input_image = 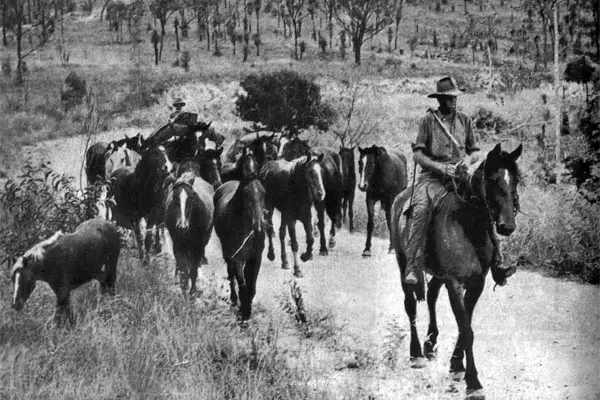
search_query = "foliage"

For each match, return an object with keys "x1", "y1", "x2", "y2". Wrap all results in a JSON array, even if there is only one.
[
  {"x1": 0, "y1": 162, "x2": 93, "y2": 264},
  {"x1": 566, "y1": 80, "x2": 600, "y2": 203},
  {"x1": 235, "y1": 70, "x2": 336, "y2": 134},
  {"x1": 60, "y1": 71, "x2": 86, "y2": 111},
  {"x1": 471, "y1": 107, "x2": 510, "y2": 135}
]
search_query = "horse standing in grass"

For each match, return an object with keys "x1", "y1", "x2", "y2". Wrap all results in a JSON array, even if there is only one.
[
  {"x1": 108, "y1": 145, "x2": 173, "y2": 262},
  {"x1": 339, "y1": 146, "x2": 357, "y2": 233},
  {"x1": 391, "y1": 144, "x2": 523, "y2": 400},
  {"x1": 310, "y1": 147, "x2": 343, "y2": 255},
  {"x1": 165, "y1": 169, "x2": 214, "y2": 296},
  {"x1": 259, "y1": 153, "x2": 326, "y2": 277},
  {"x1": 214, "y1": 150, "x2": 265, "y2": 320},
  {"x1": 358, "y1": 145, "x2": 408, "y2": 257},
  {"x1": 10, "y1": 219, "x2": 121, "y2": 325}
]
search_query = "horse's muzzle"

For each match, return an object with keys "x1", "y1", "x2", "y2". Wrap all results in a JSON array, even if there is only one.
[{"x1": 496, "y1": 223, "x2": 515, "y2": 236}]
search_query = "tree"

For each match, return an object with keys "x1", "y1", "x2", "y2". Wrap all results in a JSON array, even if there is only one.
[
  {"x1": 150, "y1": 0, "x2": 178, "y2": 62},
  {"x1": 285, "y1": 0, "x2": 307, "y2": 60},
  {"x1": 324, "y1": 0, "x2": 396, "y2": 65},
  {"x1": 393, "y1": 0, "x2": 403, "y2": 50},
  {"x1": 6, "y1": 0, "x2": 54, "y2": 84},
  {"x1": 524, "y1": 0, "x2": 557, "y2": 70},
  {"x1": 235, "y1": 70, "x2": 336, "y2": 134}
]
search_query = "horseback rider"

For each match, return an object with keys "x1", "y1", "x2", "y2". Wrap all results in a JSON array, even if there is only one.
[{"x1": 403, "y1": 76, "x2": 513, "y2": 286}]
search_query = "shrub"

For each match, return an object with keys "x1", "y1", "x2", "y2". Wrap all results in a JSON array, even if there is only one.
[
  {"x1": 235, "y1": 70, "x2": 336, "y2": 134},
  {"x1": 60, "y1": 71, "x2": 86, "y2": 111},
  {"x1": 0, "y1": 162, "x2": 95, "y2": 263}
]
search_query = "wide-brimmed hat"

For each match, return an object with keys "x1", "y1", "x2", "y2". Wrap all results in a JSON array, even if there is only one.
[
  {"x1": 173, "y1": 98, "x2": 186, "y2": 107},
  {"x1": 427, "y1": 76, "x2": 465, "y2": 98}
]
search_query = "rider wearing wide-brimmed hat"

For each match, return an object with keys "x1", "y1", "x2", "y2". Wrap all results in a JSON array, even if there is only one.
[
  {"x1": 403, "y1": 76, "x2": 512, "y2": 287},
  {"x1": 169, "y1": 98, "x2": 186, "y2": 123}
]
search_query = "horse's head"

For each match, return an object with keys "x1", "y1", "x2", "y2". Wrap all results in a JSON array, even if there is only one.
[
  {"x1": 249, "y1": 134, "x2": 278, "y2": 166},
  {"x1": 339, "y1": 145, "x2": 356, "y2": 181},
  {"x1": 137, "y1": 145, "x2": 174, "y2": 183},
  {"x1": 303, "y1": 153, "x2": 326, "y2": 202},
  {"x1": 242, "y1": 178, "x2": 266, "y2": 233},
  {"x1": 358, "y1": 145, "x2": 384, "y2": 191},
  {"x1": 238, "y1": 147, "x2": 259, "y2": 181},
  {"x1": 122, "y1": 133, "x2": 146, "y2": 152},
  {"x1": 11, "y1": 230, "x2": 63, "y2": 311},
  {"x1": 173, "y1": 176, "x2": 196, "y2": 231},
  {"x1": 280, "y1": 136, "x2": 311, "y2": 161},
  {"x1": 481, "y1": 143, "x2": 523, "y2": 236},
  {"x1": 196, "y1": 147, "x2": 223, "y2": 188}
]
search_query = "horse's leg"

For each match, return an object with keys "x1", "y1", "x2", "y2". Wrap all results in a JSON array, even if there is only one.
[
  {"x1": 424, "y1": 277, "x2": 444, "y2": 359},
  {"x1": 289, "y1": 220, "x2": 303, "y2": 278},
  {"x1": 348, "y1": 192, "x2": 355, "y2": 233},
  {"x1": 240, "y1": 258, "x2": 260, "y2": 320},
  {"x1": 55, "y1": 289, "x2": 73, "y2": 326},
  {"x1": 447, "y1": 280, "x2": 484, "y2": 396},
  {"x1": 300, "y1": 211, "x2": 314, "y2": 263},
  {"x1": 402, "y1": 282, "x2": 425, "y2": 364},
  {"x1": 329, "y1": 219, "x2": 336, "y2": 249},
  {"x1": 132, "y1": 220, "x2": 144, "y2": 260},
  {"x1": 189, "y1": 250, "x2": 200, "y2": 297},
  {"x1": 234, "y1": 261, "x2": 247, "y2": 319},
  {"x1": 384, "y1": 198, "x2": 395, "y2": 254},
  {"x1": 266, "y1": 207, "x2": 275, "y2": 261},
  {"x1": 362, "y1": 196, "x2": 376, "y2": 257},
  {"x1": 327, "y1": 199, "x2": 338, "y2": 249},
  {"x1": 227, "y1": 260, "x2": 238, "y2": 306},
  {"x1": 316, "y1": 203, "x2": 328, "y2": 256},
  {"x1": 342, "y1": 196, "x2": 348, "y2": 224},
  {"x1": 279, "y1": 219, "x2": 289, "y2": 270},
  {"x1": 100, "y1": 255, "x2": 118, "y2": 296}
]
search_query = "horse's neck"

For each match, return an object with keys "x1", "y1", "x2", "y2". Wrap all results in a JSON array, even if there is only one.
[{"x1": 289, "y1": 159, "x2": 309, "y2": 194}]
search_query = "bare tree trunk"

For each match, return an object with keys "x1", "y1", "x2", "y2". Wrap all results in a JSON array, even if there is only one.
[
  {"x1": 553, "y1": 2, "x2": 561, "y2": 183},
  {"x1": 256, "y1": 10, "x2": 260, "y2": 56}
]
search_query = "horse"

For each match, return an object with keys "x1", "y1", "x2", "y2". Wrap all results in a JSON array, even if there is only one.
[
  {"x1": 104, "y1": 143, "x2": 142, "y2": 179},
  {"x1": 176, "y1": 147, "x2": 223, "y2": 189},
  {"x1": 107, "y1": 145, "x2": 174, "y2": 262},
  {"x1": 220, "y1": 147, "x2": 260, "y2": 183},
  {"x1": 165, "y1": 171, "x2": 214, "y2": 296},
  {"x1": 259, "y1": 153, "x2": 326, "y2": 277},
  {"x1": 339, "y1": 146, "x2": 357, "y2": 233},
  {"x1": 214, "y1": 150, "x2": 265, "y2": 320},
  {"x1": 225, "y1": 131, "x2": 278, "y2": 166},
  {"x1": 357, "y1": 145, "x2": 408, "y2": 257},
  {"x1": 391, "y1": 143, "x2": 523, "y2": 400},
  {"x1": 310, "y1": 147, "x2": 343, "y2": 255},
  {"x1": 10, "y1": 219, "x2": 120, "y2": 325},
  {"x1": 86, "y1": 142, "x2": 109, "y2": 185},
  {"x1": 278, "y1": 135, "x2": 311, "y2": 161}
]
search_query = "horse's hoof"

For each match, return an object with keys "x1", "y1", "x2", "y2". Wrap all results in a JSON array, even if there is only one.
[
  {"x1": 410, "y1": 357, "x2": 427, "y2": 369},
  {"x1": 465, "y1": 389, "x2": 485, "y2": 400},
  {"x1": 239, "y1": 320, "x2": 249, "y2": 329},
  {"x1": 300, "y1": 252, "x2": 312, "y2": 262},
  {"x1": 424, "y1": 342, "x2": 438, "y2": 359},
  {"x1": 281, "y1": 262, "x2": 289, "y2": 270},
  {"x1": 349, "y1": 226, "x2": 354, "y2": 234},
  {"x1": 293, "y1": 268, "x2": 304, "y2": 278},
  {"x1": 328, "y1": 238, "x2": 336, "y2": 248},
  {"x1": 201, "y1": 256, "x2": 209, "y2": 265},
  {"x1": 267, "y1": 251, "x2": 275, "y2": 261},
  {"x1": 319, "y1": 249, "x2": 329, "y2": 256},
  {"x1": 362, "y1": 250, "x2": 371, "y2": 258},
  {"x1": 451, "y1": 371, "x2": 465, "y2": 382}
]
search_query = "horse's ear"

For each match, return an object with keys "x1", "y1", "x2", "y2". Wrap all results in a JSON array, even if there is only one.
[
  {"x1": 270, "y1": 133, "x2": 275, "y2": 140},
  {"x1": 487, "y1": 143, "x2": 502, "y2": 162},
  {"x1": 358, "y1": 146, "x2": 364, "y2": 154},
  {"x1": 377, "y1": 146, "x2": 387, "y2": 155},
  {"x1": 216, "y1": 147, "x2": 224, "y2": 157},
  {"x1": 317, "y1": 153, "x2": 325, "y2": 162},
  {"x1": 510, "y1": 144, "x2": 523, "y2": 161}
]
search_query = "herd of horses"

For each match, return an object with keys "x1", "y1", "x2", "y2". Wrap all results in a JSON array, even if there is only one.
[{"x1": 9, "y1": 122, "x2": 523, "y2": 399}]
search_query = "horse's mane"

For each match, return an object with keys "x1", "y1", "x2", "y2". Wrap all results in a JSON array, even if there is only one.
[{"x1": 23, "y1": 230, "x2": 64, "y2": 262}]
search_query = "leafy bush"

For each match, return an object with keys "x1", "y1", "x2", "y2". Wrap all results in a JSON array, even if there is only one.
[
  {"x1": 235, "y1": 70, "x2": 336, "y2": 134},
  {"x1": 60, "y1": 71, "x2": 86, "y2": 111},
  {"x1": 0, "y1": 162, "x2": 95, "y2": 263},
  {"x1": 471, "y1": 107, "x2": 510, "y2": 134}
]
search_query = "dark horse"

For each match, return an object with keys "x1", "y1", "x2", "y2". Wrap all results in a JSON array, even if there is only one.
[
  {"x1": 225, "y1": 132, "x2": 279, "y2": 167},
  {"x1": 391, "y1": 143, "x2": 523, "y2": 400},
  {"x1": 259, "y1": 153, "x2": 326, "y2": 277},
  {"x1": 214, "y1": 150, "x2": 265, "y2": 320},
  {"x1": 339, "y1": 146, "x2": 357, "y2": 233},
  {"x1": 165, "y1": 170, "x2": 214, "y2": 296},
  {"x1": 108, "y1": 145, "x2": 174, "y2": 262},
  {"x1": 278, "y1": 135, "x2": 311, "y2": 161},
  {"x1": 311, "y1": 147, "x2": 343, "y2": 255},
  {"x1": 85, "y1": 134, "x2": 145, "y2": 185},
  {"x1": 358, "y1": 145, "x2": 408, "y2": 257},
  {"x1": 220, "y1": 147, "x2": 260, "y2": 183},
  {"x1": 175, "y1": 147, "x2": 223, "y2": 189},
  {"x1": 11, "y1": 219, "x2": 120, "y2": 325}
]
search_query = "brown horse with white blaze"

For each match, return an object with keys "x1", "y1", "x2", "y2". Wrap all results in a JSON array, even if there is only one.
[{"x1": 391, "y1": 143, "x2": 523, "y2": 400}]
